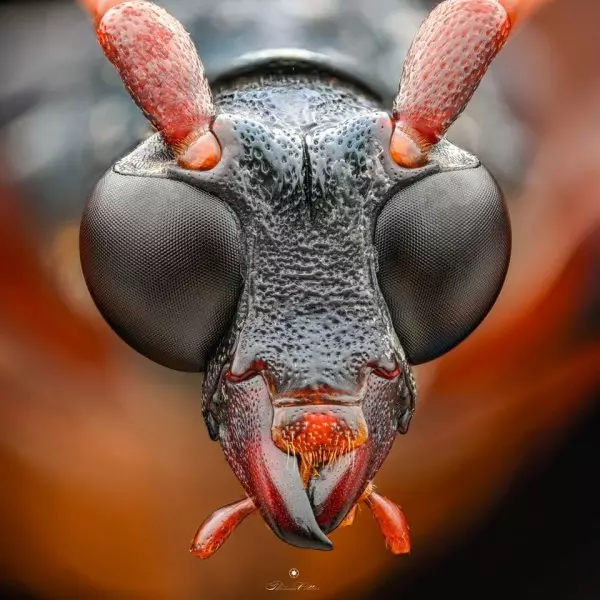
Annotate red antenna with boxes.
[391,0,512,167]
[390,0,554,168]
[89,1,221,170]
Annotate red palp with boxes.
[190,497,256,559]
[364,490,411,555]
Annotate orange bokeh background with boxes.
[0,1,598,598]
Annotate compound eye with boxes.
[375,166,511,365]
[80,169,243,371]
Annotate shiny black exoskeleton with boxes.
[81,50,510,550]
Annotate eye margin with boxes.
[80,167,244,372]
[374,164,511,365]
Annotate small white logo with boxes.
[265,567,319,591]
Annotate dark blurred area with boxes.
[0,0,598,599]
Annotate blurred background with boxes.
[0,0,598,598]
